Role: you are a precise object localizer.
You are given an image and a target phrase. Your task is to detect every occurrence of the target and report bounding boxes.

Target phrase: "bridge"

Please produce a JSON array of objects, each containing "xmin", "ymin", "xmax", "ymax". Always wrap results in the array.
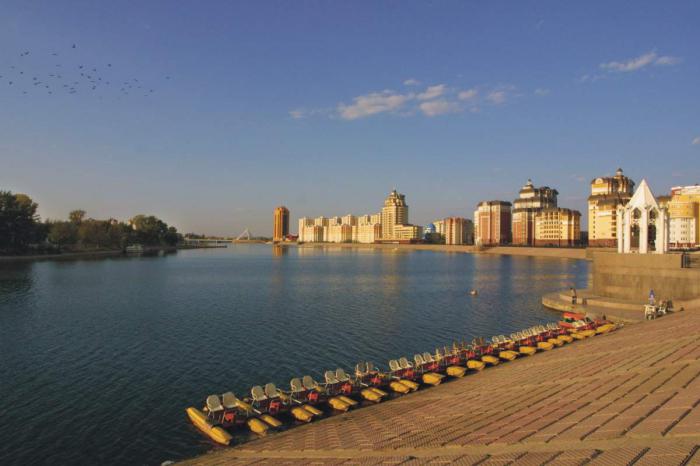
[{"xmin": 183, "ymin": 228, "xmax": 268, "ymax": 245}]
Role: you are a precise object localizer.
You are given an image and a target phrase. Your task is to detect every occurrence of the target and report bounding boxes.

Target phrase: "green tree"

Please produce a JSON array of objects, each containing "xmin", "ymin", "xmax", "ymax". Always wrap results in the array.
[
  {"xmin": 69, "ymin": 209, "xmax": 86, "ymax": 224},
  {"xmin": 47, "ymin": 221, "xmax": 78, "ymax": 248},
  {"xmin": 0, "ymin": 191, "xmax": 43, "ymax": 254}
]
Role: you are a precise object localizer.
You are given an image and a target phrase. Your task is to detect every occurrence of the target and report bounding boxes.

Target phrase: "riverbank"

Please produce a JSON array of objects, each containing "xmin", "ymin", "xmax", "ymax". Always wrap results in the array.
[
  {"xmin": 181, "ymin": 309, "xmax": 700, "ymax": 465},
  {"xmin": 286, "ymin": 242, "xmax": 588, "ymax": 260},
  {"xmin": 0, "ymin": 245, "xmax": 186, "ymax": 262}
]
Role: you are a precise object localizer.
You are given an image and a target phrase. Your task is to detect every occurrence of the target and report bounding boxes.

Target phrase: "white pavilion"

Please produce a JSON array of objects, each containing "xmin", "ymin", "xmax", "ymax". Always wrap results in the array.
[{"xmin": 616, "ymin": 179, "xmax": 669, "ymax": 254}]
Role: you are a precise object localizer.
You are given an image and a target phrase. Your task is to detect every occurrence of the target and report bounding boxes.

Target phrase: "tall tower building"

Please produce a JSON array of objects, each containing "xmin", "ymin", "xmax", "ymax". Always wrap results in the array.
[
  {"xmin": 273, "ymin": 206, "xmax": 289, "ymax": 242},
  {"xmin": 588, "ymin": 168, "xmax": 635, "ymax": 247},
  {"xmin": 381, "ymin": 189, "xmax": 409, "ymax": 240},
  {"xmin": 512, "ymin": 180, "xmax": 558, "ymax": 246}
]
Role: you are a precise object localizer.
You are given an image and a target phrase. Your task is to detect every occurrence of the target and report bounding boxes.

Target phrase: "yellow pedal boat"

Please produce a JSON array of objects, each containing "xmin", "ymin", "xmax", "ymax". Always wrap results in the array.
[
  {"xmin": 548, "ymin": 338, "xmax": 564, "ymax": 347},
  {"xmin": 596, "ymin": 323, "xmax": 616, "ymax": 334},
  {"xmin": 498, "ymin": 350, "xmax": 518, "ymax": 361},
  {"xmin": 467, "ymin": 360, "xmax": 486, "ymax": 371},
  {"xmin": 557, "ymin": 335, "xmax": 573, "ymax": 343},
  {"xmin": 186, "ymin": 407, "xmax": 233, "ymax": 445},
  {"xmin": 328, "ymin": 397, "xmax": 350, "ymax": 411},
  {"xmin": 481, "ymin": 355, "xmax": 500, "ymax": 366},
  {"xmin": 247, "ymin": 417, "xmax": 269, "ymax": 435},
  {"xmin": 422, "ymin": 372, "xmax": 445, "ymax": 385},
  {"xmin": 537, "ymin": 341, "xmax": 554, "ymax": 351},
  {"xmin": 360, "ymin": 388, "xmax": 383, "ymax": 402},
  {"xmin": 302, "ymin": 404, "xmax": 323, "ymax": 416},
  {"xmin": 260, "ymin": 413, "xmax": 283, "ymax": 427},
  {"xmin": 389, "ymin": 380, "xmax": 411, "ymax": 394},
  {"xmin": 290, "ymin": 407, "xmax": 313, "ymax": 423},
  {"xmin": 446, "ymin": 365, "xmax": 467, "ymax": 377},
  {"xmin": 519, "ymin": 346, "xmax": 536, "ymax": 356}
]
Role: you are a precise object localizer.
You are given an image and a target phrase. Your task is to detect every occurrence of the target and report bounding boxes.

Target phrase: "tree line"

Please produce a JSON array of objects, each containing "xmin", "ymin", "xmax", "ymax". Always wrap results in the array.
[{"xmin": 0, "ymin": 190, "xmax": 181, "ymax": 255}]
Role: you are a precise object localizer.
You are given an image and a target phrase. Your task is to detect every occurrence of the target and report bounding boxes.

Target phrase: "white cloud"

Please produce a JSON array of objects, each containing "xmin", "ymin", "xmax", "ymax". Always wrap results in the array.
[
  {"xmin": 534, "ymin": 88, "xmax": 550, "ymax": 96},
  {"xmin": 337, "ymin": 90, "xmax": 413, "ymax": 120},
  {"xmin": 600, "ymin": 51, "xmax": 682, "ymax": 73},
  {"xmin": 289, "ymin": 109, "xmax": 305, "ymax": 119},
  {"xmin": 418, "ymin": 99, "xmax": 460, "ymax": 117},
  {"xmin": 486, "ymin": 90, "xmax": 507, "ymax": 105},
  {"xmin": 417, "ymin": 84, "xmax": 446, "ymax": 101},
  {"xmin": 692, "ymin": 137, "xmax": 700, "ymax": 146},
  {"xmin": 655, "ymin": 55, "xmax": 682, "ymax": 66},
  {"xmin": 458, "ymin": 88, "xmax": 478, "ymax": 101},
  {"xmin": 403, "ymin": 78, "xmax": 421, "ymax": 86}
]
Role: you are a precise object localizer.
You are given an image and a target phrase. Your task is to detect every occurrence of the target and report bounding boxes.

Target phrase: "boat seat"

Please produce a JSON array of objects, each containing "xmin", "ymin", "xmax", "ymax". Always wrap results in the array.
[
  {"xmin": 302, "ymin": 375, "xmax": 319, "ymax": 391},
  {"xmin": 422, "ymin": 352, "xmax": 435, "ymax": 363},
  {"xmin": 399, "ymin": 357, "xmax": 413, "ymax": 369},
  {"xmin": 221, "ymin": 392, "xmax": 239, "ymax": 410},
  {"xmin": 264, "ymin": 383, "xmax": 281, "ymax": 399},
  {"xmin": 414, "ymin": 354, "xmax": 425, "ymax": 366},
  {"xmin": 365, "ymin": 362, "xmax": 375, "ymax": 373},
  {"xmin": 336, "ymin": 368, "xmax": 350, "ymax": 383},
  {"xmin": 290, "ymin": 378, "xmax": 304, "ymax": 395},
  {"xmin": 389, "ymin": 359, "xmax": 401, "ymax": 372},
  {"xmin": 324, "ymin": 370, "xmax": 339, "ymax": 385},
  {"xmin": 355, "ymin": 363, "xmax": 366, "ymax": 376},
  {"xmin": 206, "ymin": 395, "xmax": 224, "ymax": 413},
  {"xmin": 251, "ymin": 385, "xmax": 267, "ymax": 402}
]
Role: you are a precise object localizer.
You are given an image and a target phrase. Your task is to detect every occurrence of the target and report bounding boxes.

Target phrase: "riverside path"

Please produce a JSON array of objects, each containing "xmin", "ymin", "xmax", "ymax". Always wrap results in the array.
[{"xmin": 182, "ymin": 310, "xmax": 700, "ymax": 465}]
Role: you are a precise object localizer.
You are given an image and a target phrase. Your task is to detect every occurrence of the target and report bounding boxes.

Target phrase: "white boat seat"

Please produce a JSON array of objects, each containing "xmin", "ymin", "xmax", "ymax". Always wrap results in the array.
[
  {"xmin": 422, "ymin": 352, "xmax": 434, "ymax": 363},
  {"xmin": 206, "ymin": 395, "xmax": 224, "ymax": 413},
  {"xmin": 365, "ymin": 362, "xmax": 375, "ymax": 373},
  {"xmin": 302, "ymin": 375, "xmax": 318, "ymax": 390},
  {"xmin": 355, "ymin": 363, "xmax": 365, "ymax": 376},
  {"xmin": 399, "ymin": 357, "xmax": 412, "ymax": 369},
  {"xmin": 389, "ymin": 359, "xmax": 401, "ymax": 372},
  {"xmin": 221, "ymin": 392, "xmax": 239, "ymax": 410},
  {"xmin": 290, "ymin": 378, "xmax": 304, "ymax": 394},
  {"xmin": 336, "ymin": 368, "xmax": 350, "ymax": 383},
  {"xmin": 414, "ymin": 354, "xmax": 425, "ymax": 366},
  {"xmin": 251, "ymin": 385, "xmax": 267, "ymax": 402},
  {"xmin": 264, "ymin": 383, "xmax": 280, "ymax": 399},
  {"xmin": 324, "ymin": 370, "xmax": 339, "ymax": 384}
]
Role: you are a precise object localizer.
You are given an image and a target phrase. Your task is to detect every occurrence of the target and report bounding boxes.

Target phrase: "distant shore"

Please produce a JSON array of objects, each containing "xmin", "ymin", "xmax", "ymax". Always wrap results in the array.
[
  {"xmin": 0, "ymin": 244, "xmax": 221, "ymax": 263},
  {"xmin": 281, "ymin": 242, "xmax": 589, "ymax": 260}
]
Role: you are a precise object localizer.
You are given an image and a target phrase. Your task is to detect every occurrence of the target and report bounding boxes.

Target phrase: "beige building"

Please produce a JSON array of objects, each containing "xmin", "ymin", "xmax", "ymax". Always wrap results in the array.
[
  {"xmin": 474, "ymin": 201, "xmax": 512, "ymax": 246},
  {"xmin": 534, "ymin": 208, "xmax": 581, "ymax": 247},
  {"xmin": 588, "ymin": 168, "xmax": 635, "ymax": 247},
  {"xmin": 379, "ymin": 189, "xmax": 422, "ymax": 242},
  {"xmin": 512, "ymin": 180, "xmax": 558, "ymax": 246},
  {"xmin": 444, "ymin": 217, "xmax": 474, "ymax": 245},
  {"xmin": 298, "ymin": 212, "xmax": 381, "ymax": 244},
  {"xmin": 668, "ymin": 185, "xmax": 700, "ymax": 249}
]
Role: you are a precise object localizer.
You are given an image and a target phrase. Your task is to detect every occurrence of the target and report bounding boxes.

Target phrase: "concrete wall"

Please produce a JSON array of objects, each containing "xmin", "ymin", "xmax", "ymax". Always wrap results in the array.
[{"xmin": 592, "ymin": 251, "xmax": 700, "ymax": 302}]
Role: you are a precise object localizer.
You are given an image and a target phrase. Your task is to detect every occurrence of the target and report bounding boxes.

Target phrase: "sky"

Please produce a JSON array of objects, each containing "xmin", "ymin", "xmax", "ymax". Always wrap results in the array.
[{"xmin": 1, "ymin": 1, "xmax": 699, "ymax": 236}]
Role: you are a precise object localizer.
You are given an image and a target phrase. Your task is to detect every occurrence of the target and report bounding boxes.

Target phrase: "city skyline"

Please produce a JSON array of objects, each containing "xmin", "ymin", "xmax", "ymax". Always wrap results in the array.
[{"xmin": 2, "ymin": 1, "xmax": 699, "ymax": 236}]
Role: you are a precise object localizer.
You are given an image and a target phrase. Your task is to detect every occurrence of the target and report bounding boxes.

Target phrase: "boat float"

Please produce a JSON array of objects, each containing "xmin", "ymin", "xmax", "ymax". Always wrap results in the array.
[{"xmin": 187, "ymin": 317, "xmax": 618, "ymax": 445}]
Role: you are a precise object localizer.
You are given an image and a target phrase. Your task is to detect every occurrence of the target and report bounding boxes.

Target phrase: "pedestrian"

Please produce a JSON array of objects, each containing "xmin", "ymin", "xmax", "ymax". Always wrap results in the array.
[{"xmin": 570, "ymin": 287, "xmax": 577, "ymax": 305}]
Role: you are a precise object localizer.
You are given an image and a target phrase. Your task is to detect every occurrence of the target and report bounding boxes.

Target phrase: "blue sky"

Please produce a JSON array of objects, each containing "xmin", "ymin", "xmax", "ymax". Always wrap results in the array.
[{"xmin": 1, "ymin": 1, "xmax": 698, "ymax": 236}]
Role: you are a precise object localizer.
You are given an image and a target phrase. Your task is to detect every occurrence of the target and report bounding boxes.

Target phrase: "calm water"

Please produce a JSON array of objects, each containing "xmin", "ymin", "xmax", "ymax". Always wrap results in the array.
[{"xmin": 0, "ymin": 245, "xmax": 589, "ymax": 465}]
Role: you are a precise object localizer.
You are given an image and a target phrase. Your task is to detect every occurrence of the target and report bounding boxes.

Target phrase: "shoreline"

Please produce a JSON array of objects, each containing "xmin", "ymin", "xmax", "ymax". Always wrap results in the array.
[
  {"xmin": 179, "ymin": 309, "xmax": 700, "ymax": 465},
  {"xmin": 0, "ymin": 245, "xmax": 205, "ymax": 263},
  {"xmin": 283, "ymin": 242, "xmax": 589, "ymax": 260}
]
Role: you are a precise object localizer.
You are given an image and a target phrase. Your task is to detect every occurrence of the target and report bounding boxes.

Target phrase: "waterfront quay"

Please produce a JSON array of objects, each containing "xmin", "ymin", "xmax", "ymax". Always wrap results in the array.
[{"xmin": 182, "ymin": 310, "xmax": 700, "ymax": 465}]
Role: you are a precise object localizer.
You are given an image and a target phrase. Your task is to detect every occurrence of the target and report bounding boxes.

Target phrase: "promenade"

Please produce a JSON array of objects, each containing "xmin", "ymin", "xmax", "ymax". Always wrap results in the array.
[{"xmin": 183, "ymin": 310, "xmax": 700, "ymax": 465}]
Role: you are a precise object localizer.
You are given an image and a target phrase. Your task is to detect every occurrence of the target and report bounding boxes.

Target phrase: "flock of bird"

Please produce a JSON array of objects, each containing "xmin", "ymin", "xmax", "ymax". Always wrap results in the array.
[{"xmin": 2, "ymin": 44, "xmax": 171, "ymax": 98}]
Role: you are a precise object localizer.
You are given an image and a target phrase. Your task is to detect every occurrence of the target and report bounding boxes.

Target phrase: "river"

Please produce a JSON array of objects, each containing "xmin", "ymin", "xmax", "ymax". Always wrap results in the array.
[{"xmin": 0, "ymin": 245, "xmax": 589, "ymax": 465}]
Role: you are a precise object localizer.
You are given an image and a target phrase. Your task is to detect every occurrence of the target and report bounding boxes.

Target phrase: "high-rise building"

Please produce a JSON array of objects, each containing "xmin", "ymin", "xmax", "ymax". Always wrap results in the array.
[
  {"xmin": 512, "ymin": 180, "xmax": 558, "ymax": 246},
  {"xmin": 273, "ymin": 206, "xmax": 289, "ymax": 242},
  {"xmin": 474, "ymin": 201, "xmax": 512, "ymax": 246},
  {"xmin": 534, "ymin": 208, "xmax": 581, "ymax": 247},
  {"xmin": 381, "ymin": 189, "xmax": 409, "ymax": 240},
  {"xmin": 444, "ymin": 217, "xmax": 474, "ymax": 245},
  {"xmin": 588, "ymin": 168, "xmax": 635, "ymax": 247},
  {"xmin": 668, "ymin": 185, "xmax": 700, "ymax": 249}
]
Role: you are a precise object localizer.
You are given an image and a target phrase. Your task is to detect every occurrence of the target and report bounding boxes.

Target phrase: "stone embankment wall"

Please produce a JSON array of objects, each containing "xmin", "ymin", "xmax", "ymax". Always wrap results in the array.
[{"xmin": 592, "ymin": 251, "xmax": 700, "ymax": 302}]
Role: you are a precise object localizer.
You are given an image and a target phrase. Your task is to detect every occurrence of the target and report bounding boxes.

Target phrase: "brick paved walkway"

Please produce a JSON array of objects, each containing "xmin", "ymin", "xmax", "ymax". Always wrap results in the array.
[{"xmin": 182, "ymin": 311, "xmax": 700, "ymax": 465}]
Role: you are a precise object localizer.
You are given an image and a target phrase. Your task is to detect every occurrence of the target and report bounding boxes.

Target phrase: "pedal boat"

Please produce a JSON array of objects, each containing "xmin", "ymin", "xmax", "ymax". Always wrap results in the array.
[
  {"xmin": 354, "ymin": 362, "xmax": 388, "ymax": 401},
  {"xmin": 437, "ymin": 347, "xmax": 468, "ymax": 377},
  {"xmin": 186, "ymin": 395, "xmax": 234, "ymax": 446},
  {"xmin": 413, "ymin": 353, "xmax": 445, "ymax": 385},
  {"xmin": 388, "ymin": 359, "xmax": 418, "ymax": 392},
  {"xmin": 334, "ymin": 368, "xmax": 361, "ymax": 407},
  {"xmin": 323, "ymin": 371, "xmax": 352, "ymax": 411},
  {"xmin": 289, "ymin": 378, "xmax": 324, "ymax": 420}
]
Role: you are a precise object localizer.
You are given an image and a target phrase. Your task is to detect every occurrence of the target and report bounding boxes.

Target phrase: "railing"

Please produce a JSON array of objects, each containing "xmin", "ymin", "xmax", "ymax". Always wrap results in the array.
[{"xmin": 682, "ymin": 253, "xmax": 700, "ymax": 268}]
